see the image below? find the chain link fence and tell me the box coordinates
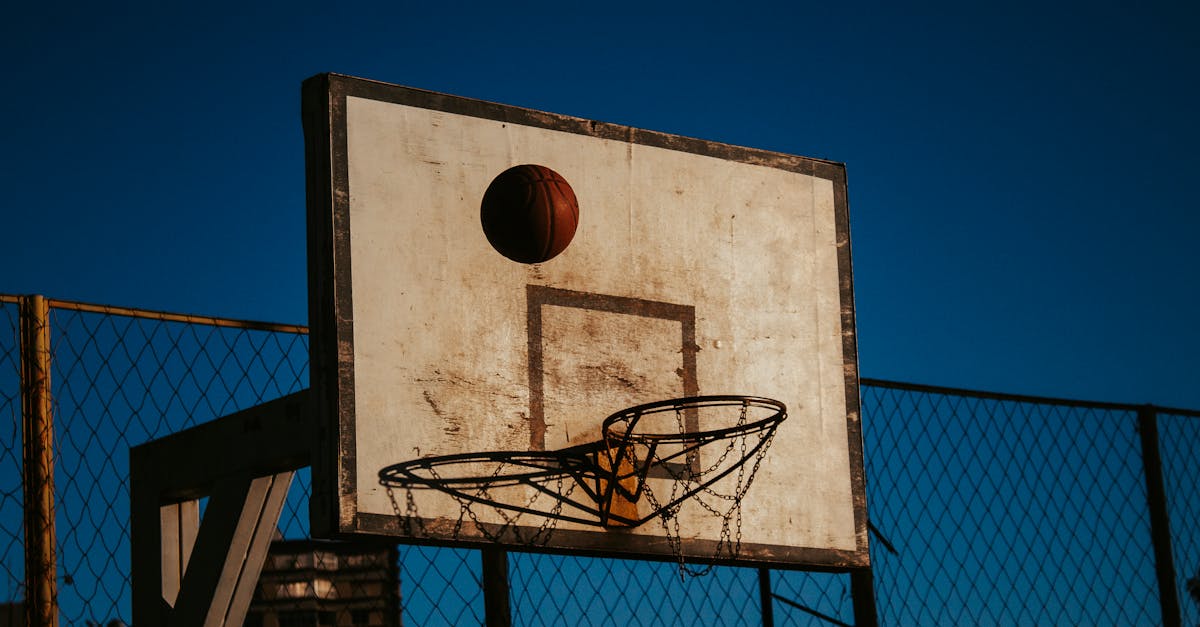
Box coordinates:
[0,294,1197,625]
[0,300,22,610]
[861,381,1174,625]
[1161,411,1200,626]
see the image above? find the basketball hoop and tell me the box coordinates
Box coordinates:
[378,395,786,573]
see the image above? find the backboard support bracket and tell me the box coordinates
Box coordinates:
[131,391,313,627]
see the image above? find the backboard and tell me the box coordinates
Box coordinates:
[303,74,868,569]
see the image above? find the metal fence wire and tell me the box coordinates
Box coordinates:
[861,382,1168,625]
[0,301,22,607]
[0,294,1197,626]
[1161,412,1200,627]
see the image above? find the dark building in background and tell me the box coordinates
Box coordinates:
[245,540,399,627]
[0,603,21,627]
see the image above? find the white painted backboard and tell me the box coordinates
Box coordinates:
[304,74,868,569]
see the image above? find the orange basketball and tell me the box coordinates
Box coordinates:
[480,164,579,264]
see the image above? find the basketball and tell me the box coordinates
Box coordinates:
[480,164,579,264]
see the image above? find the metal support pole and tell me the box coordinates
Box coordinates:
[1138,406,1181,627]
[20,295,57,627]
[481,548,511,627]
[850,569,879,627]
[757,568,774,627]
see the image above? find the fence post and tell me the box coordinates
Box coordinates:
[1138,406,1180,627]
[757,568,774,627]
[850,568,879,627]
[20,295,57,627]
[481,548,511,627]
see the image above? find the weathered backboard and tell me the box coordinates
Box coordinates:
[303,73,868,569]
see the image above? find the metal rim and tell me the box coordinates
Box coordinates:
[378,449,592,489]
[601,395,787,445]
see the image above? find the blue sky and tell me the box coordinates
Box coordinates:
[3,1,1197,408]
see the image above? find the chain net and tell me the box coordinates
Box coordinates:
[0,295,1197,625]
[380,396,782,582]
[608,397,783,577]
[381,446,595,547]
